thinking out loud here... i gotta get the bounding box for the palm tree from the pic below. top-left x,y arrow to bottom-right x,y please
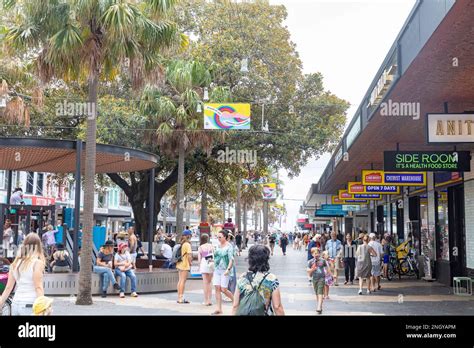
140,60 -> 228,239
2,0 -> 183,305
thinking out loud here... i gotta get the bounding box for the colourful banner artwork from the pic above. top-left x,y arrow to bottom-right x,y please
347,182 -> 400,195
338,190 -> 382,200
262,183 -> 277,200
204,103 -> 251,130
361,170 -> 426,187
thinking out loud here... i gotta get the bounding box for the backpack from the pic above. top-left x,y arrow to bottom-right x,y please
171,244 -> 182,264
236,272 -> 272,316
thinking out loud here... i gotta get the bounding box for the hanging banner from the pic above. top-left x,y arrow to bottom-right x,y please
242,177 -> 267,185
348,181 -> 400,195
262,183 -> 277,200
384,151 -> 471,172
331,195 -> 367,205
204,103 -> 251,130
338,189 -> 382,200
362,170 -> 426,186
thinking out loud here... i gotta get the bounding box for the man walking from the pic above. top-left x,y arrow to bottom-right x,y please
368,233 -> 383,291
342,233 -> 357,285
325,231 -> 342,286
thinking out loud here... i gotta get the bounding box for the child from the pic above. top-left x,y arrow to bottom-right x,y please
33,296 -> 53,315
322,250 -> 333,299
307,247 -> 331,314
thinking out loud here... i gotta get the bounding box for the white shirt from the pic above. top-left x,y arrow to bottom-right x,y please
10,191 -> 24,205
12,259 -> 41,304
368,240 -> 383,263
161,244 -> 172,259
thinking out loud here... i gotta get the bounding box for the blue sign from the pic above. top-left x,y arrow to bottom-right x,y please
384,173 -> 425,185
366,185 -> 398,193
354,194 -> 380,199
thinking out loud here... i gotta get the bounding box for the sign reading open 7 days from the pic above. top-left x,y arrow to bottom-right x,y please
348,182 -> 400,195
384,151 -> 471,172
362,170 -> 426,187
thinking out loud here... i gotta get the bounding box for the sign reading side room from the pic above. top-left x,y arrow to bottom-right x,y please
384,151 -> 471,172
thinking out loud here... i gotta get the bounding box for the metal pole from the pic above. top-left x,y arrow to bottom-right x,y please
6,170 -> 12,204
73,140 -> 82,272
148,168 -> 155,270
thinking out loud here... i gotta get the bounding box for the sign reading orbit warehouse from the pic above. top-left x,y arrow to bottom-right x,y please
384,151 -> 471,172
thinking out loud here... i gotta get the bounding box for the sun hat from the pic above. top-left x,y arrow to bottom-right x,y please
33,296 -> 53,315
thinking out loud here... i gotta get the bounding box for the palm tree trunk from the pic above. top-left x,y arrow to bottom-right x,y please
236,179 -> 241,233
176,139 -> 185,239
201,189 -> 208,222
76,70 -> 98,305
243,203 -> 247,248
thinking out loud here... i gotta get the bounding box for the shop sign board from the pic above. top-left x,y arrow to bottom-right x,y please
331,195 -> 367,205
427,113 -> 474,143
384,151 -> 471,172
338,189 -> 381,200
362,170 -> 426,186
348,181 -> 400,195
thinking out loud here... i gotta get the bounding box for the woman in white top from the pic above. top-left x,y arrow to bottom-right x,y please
0,233 -> 45,315
198,234 -> 214,306
2,220 -> 13,255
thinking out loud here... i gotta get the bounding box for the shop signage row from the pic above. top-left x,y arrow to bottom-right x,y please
384,151 -> 470,172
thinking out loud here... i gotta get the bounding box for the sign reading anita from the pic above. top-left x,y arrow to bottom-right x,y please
384,151 -> 471,172
427,113 -> 474,143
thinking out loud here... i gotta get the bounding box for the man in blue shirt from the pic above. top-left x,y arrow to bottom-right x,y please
325,231 -> 342,285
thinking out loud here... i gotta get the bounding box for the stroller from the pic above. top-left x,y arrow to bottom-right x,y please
0,257 -> 12,316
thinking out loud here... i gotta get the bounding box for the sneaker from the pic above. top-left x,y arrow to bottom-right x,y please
120,292 -> 125,298
131,292 -> 138,297
358,290 -> 362,295
113,283 -> 121,291
367,289 -> 371,294
344,281 -> 348,285
101,291 -> 107,298
350,281 -> 354,285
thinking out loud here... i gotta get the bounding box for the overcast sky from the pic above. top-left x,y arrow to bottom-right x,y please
269,0 -> 417,230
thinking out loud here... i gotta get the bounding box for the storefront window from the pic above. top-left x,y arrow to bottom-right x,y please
436,192 -> 449,261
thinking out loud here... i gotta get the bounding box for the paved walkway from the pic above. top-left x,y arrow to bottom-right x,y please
50,242 -> 474,315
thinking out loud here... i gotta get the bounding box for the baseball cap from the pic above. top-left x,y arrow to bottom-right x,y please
118,243 -> 128,252
183,230 -> 192,236
33,296 -> 53,315
369,233 -> 376,238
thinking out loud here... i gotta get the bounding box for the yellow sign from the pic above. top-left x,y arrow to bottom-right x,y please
348,182 -> 400,195
361,170 -> 426,187
338,189 -> 382,200
331,195 -> 367,205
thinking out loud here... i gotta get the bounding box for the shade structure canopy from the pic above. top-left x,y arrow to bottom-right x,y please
0,137 -> 158,173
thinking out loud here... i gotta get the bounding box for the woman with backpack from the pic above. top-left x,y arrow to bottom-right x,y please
212,230 -> 235,315
232,245 -> 284,316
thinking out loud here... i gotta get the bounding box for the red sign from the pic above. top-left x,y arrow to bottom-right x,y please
364,172 -> 383,184
451,172 -> 460,180
297,218 -> 307,223
348,183 -> 364,193
304,224 -> 313,229
340,192 -> 352,199
24,195 -> 56,206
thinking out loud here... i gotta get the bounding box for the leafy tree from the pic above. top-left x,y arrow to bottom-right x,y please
2,0 -> 182,305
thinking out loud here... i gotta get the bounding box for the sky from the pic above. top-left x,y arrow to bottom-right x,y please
268,0 -> 417,230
